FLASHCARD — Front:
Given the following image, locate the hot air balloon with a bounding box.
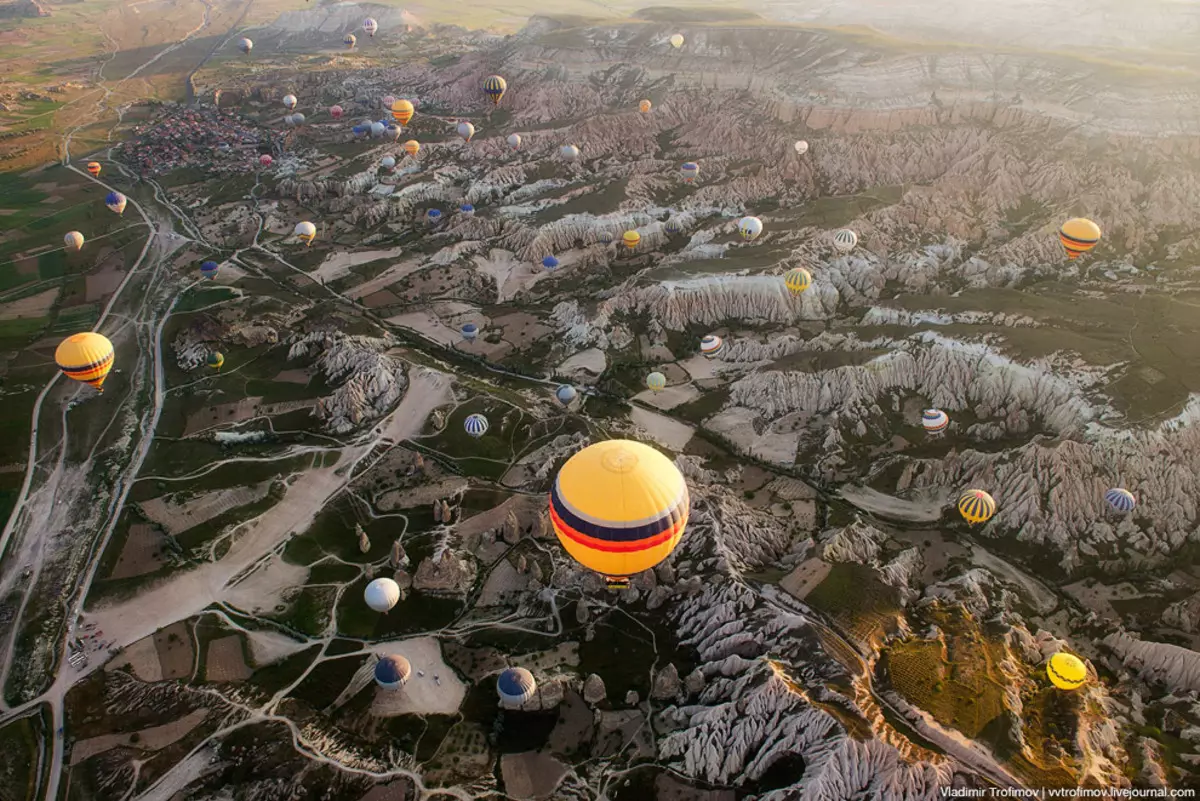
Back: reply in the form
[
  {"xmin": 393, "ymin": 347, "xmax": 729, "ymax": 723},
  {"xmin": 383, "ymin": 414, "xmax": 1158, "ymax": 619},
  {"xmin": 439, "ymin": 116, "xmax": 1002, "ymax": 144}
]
[
  {"xmin": 292, "ymin": 112, "xmax": 306, "ymax": 125},
  {"xmin": 381, "ymin": 156, "xmax": 396, "ymax": 170},
  {"xmin": 64, "ymin": 231, "xmax": 84, "ymax": 251},
  {"xmin": 1059, "ymin": 218, "xmax": 1101, "ymax": 260},
  {"xmin": 957, "ymin": 489, "xmax": 996, "ymax": 525},
  {"xmin": 381, "ymin": 95, "xmax": 396, "ymax": 110},
  {"xmin": 497, "ymin": 667, "xmax": 536, "ymax": 708},
  {"xmin": 639, "ymin": 99, "xmax": 652, "ymax": 113},
  {"xmin": 680, "ymin": 161, "xmax": 699, "ymax": 183},
  {"xmin": 403, "ymin": 139, "xmax": 420, "ymax": 157},
  {"xmin": 352, "ymin": 124, "xmax": 367, "ymax": 137},
  {"xmin": 737, "ymin": 216, "xmax": 763, "ymax": 241},
  {"xmin": 426, "ymin": 208, "xmax": 442, "ymax": 224},
  {"xmin": 482, "ymin": 75, "xmax": 507, "ymax": 106},
  {"xmin": 237, "ymin": 37, "xmax": 253, "ymax": 54},
  {"xmin": 362, "ymin": 17, "xmax": 378, "ymax": 36},
  {"xmin": 104, "ymin": 191, "xmax": 127, "ymax": 215},
  {"xmin": 507, "ymin": 133, "xmax": 522, "ymax": 150},
  {"xmin": 794, "ymin": 140, "xmax": 809, "ymax": 155},
  {"xmin": 922, "ymin": 409, "xmax": 949, "ymax": 433},
  {"xmin": 1046, "ymin": 653, "xmax": 1087, "ymax": 690},
  {"xmin": 283, "ymin": 114, "xmax": 296, "ymax": 127},
  {"xmin": 670, "ymin": 33, "xmax": 684, "ymax": 48},
  {"xmin": 460, "ymin": 204, "xmax": 475, "ymax": 215},
  {"xmin": 549, "ymin": 439, "xmax": 689, "ymax": 586},
  {"xmin": 86, "ymin": 162, "xmax": 101, "ymax": 177},
  {"xmin": 560, "ymin": 144, "xmax": 580, "ymax": 162},
  {"xmin": 294, "ymin": 221, "xmax": 317, "ymax": 246},
  {"xmin": 596, "ymin": 230, "xmax": 614, "ymax": 245},
  {"xmin": 344, "ymin": 33, "xmax": 357, "ymax": 49},
  {"xmin": 375, "ymin": 655, "xmax": 412, "ymax": 690},
  {"xmin": 1105, "ymin": 488, "xmax": 1136, "ymax": 513},
  {"xmin": 282, "ymin": 94, "xmax": 297, "ymax": 111},
  {"xmin": 542, "ymin": 255, "xmax": 559, "ymax": 270},
  {"xmin": 200, "ymin": 260, "xmax": 219, "ymax": 279},
  {"xmin": 783, "ymin": 267, "xmax": 811, "ymax": 295},
  {"xmin": 700, "ymin": 334, "xmax": 723, "ymax": 358},
  {"xmin": 55, "ymin": 332, "xmax": 115, "ymax": 391},
  {"xmin": 456, "ymin": 121, "xmax": 475, "ymax": 142},
  {"xmin": 622, "ymin": 230, "xmax": 640, "ymax": 250},
  {"xmin": 259, "ymin": 154, "xmax": 273, "ymax": 167},
  {"xmin": 646, "ymin": 371, "xmax": 666, "ymax": 392},
  {"xmin": 364, "ymin": 577, "xmax": 400, "ymax": 612},
  {"xmin": 833, "ymin": 229, "xmax": 858, "ymax": 253},
  {"xmin": 330, "ymin": 105, "xmax": 344, "ymax": 119},
  {"xmin": 555, "ymin": 385, "xmax": 577, "ymax": 406},
  {"xmin": 391, "ymin": 99, "xmax": 414, "ymax": 125},
  {"xmin": 385, "ymin": 124, "xmax": 401, "ymax": 141},
  {"xmin": 207, "ymin": 351, "xmax": 224, "ymax": 370},
  {"xmin": 461, "ymin": 323, "xmax": 478, "ymax": 342},
  {"xmin": 370, "ymin": 122, "xmax": 386, "ymax": 138},
  {"xmin": 464, "ymin": 413, "xmax": 488, "ymax": 438},
  {"xmin": 665, "ymin": 219, "xmax": 682, "ymax": 235}
]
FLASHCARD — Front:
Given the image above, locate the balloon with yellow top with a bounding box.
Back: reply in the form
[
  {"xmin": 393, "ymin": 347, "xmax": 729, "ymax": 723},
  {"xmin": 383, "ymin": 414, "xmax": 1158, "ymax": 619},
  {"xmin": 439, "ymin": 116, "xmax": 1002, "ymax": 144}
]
[{"xmin": 56, "ymin": 332, "xmax": 115, "ymax": 392}]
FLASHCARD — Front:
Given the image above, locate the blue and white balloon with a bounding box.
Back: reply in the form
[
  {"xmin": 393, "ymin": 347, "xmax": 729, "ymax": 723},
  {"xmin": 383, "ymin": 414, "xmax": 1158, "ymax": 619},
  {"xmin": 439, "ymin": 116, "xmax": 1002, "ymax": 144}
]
[
  {"xmin": 1105, "ymin": 488, "xmax": 1136, "ymax": 513},
  {"xmin": 464, "ymin": 413, "xmax": 489, "ymax": 438}
]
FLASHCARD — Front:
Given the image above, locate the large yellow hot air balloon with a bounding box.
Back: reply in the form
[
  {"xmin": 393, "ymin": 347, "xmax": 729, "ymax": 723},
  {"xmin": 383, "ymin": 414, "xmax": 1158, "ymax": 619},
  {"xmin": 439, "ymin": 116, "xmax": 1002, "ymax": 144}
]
[
  {"xmin": 391, "ymin": 99, "xmax": 415, "ymax": 126},
  {"xmin": 550, "ymin": 439, "xmax": 689, "ymax": 585},
  {"xmin": 1046, "ymin": 652, "xmax": 1087, "ymax": 690},
  {"xmin": 55, "ymin": 332, "xmax": 115, "ymax": 391},
  {"xmin": 1059, "ymin": 218, "xmax": 1101, "ymax": 260},
  {"xmin": 622, "ymin": 230, "xmax": 640, "ymax": 250},
  {"xmin": 403, "ymin": 139, "xmax": 420, "ymax": 157},
  {"xmin": 957, "ymin": 489, "xmax": 996, "ymax": 525}
]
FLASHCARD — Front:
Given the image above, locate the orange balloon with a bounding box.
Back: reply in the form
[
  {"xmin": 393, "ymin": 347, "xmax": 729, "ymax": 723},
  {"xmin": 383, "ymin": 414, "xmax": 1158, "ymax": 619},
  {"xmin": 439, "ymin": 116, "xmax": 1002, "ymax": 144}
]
[
  {"xmin": 391, "ymin": 99, "xmax": 415, "ymax": 126},
  {"xmin": 638, "ymin": 99, "xmax": 651, "ymax": 113}
]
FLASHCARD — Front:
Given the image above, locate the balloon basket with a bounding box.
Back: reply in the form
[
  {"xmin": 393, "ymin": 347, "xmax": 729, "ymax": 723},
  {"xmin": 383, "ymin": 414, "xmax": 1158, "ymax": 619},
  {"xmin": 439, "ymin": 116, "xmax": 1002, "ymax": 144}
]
[{"xmin": 604, "ymin": 576, "xmax": 630, "ymax": 591}]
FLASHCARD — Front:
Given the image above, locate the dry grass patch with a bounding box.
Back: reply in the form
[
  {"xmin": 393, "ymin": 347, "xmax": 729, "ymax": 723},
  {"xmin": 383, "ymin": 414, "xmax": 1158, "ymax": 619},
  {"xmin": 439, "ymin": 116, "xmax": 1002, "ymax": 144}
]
[
  {"xmin": 204, "ymin": 635, "xmax": 252, "ymax": 683},
  {"xmin": 153, "ymin": 621, "xmax": 194, "ymax": 680},
  {"xmin": 0, "ymin": 286, "xmax": 57, "ymax": 320},
  {"xmin": 108, "ymin": 523, "xmax": 168, "ymax": 580}
]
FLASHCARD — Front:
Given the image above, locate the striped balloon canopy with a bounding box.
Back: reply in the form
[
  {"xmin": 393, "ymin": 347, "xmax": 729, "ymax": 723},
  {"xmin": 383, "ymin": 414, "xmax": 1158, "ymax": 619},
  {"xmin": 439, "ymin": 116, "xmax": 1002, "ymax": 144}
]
[
  {"xmin": 665, "ymin": 219, "xmax": 682, "ymax": 235},
  {"xmin": 957, "ymin": 489, "xmax": 996, "ymax": 526},
  {"xmin": 391, "ymin": 99, "xmax": 414, "ymax": 125},
  {"xmin": 482, "ymin": 74, "xmax": 507, "ymax": 106},
  {"xmin": 497, "ymin": 667, "xmax": 536, "ymax": 706},
  {"xmin": 700, "ymin": 334, "xmax": 723, "ymax": 358},
  {"xmin": 207, "ymin": 351, "xmax": 224, "ymax": 370},
  {"xmin": 55, "ymin": 331, "xmax": 115, "ymax": 391},
  {"xmin": 1105, "ymin": 487, "xmax": 1136, "ymax": 513},
  {"xmin": 680, "ymin": 161, "xmax": 699, "ymax": 183},
  {"xmin": 1047, "ymin": 652, "xmax": 1087, "ymax": 690},
  {"xmin": 646, "ymin": 371, "xmax": 667, "ymax": 392},
  {"xmin": 549, "ymin": 439, "xmax": 689, "ymax": 582},
  {"xmin": 461, "ymin": 323, "xmax": 478, "ymax": 341},
  {"xmin": 464, "ymin": 413, "xmax": 489, "ymax": 438},
  {"xmin": 922, "ymin": 409, "xmax": 949, "ymax": 432},
  {"xmin": 622, "ymin": 230, "xmax": 640, "ymax": 250},
  {"xmin": 86, "ymin": 162, "xmax": 101, "ymax": 177},
  {"xmin": 1059, "ymin": 218, "xmax": 1101, "ymax": 260},
  {"xmin": 596, "ymin": 230, "xmax": 614, "ymax": 245},
  {"xmin": 200, "ymin": 260, "xmax": 219, "ymax": 278},
  {"xmin": 783, "ymin": 267, "xmax": 811, "ymax": 295}
]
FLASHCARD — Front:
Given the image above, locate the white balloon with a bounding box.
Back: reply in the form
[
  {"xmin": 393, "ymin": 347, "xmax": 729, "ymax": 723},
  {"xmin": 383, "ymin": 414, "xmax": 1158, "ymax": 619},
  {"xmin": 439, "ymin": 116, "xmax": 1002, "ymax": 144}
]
[
  {"xmin": 794, "ymin": 140, "xmax": 809, "ymax": 155},
  {"xmin": 364, "ymin": 578, "xmax": 400, "ymax": 612}
]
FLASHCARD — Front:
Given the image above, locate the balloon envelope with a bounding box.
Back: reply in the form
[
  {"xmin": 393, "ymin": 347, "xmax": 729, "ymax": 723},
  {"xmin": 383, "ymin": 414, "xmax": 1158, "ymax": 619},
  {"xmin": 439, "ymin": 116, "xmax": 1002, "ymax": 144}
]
[
  {"xmin": 1059, "ymin": 217, "xmax": 1101, "ymax": 259},
  {"xmin": 282, "ymin": 94, "xmax": 297, "ymax": 109},
  {"xmin": 375, "ymin": 655, "xmax": 412, "ymax": 689},
  {"xmin": 957, "ymin": 489, "xmax": 996, "ymax": 525},
  {"xmin": 622, "ymin": 230, "xmax": 640, "ymax": 250},
  {"xmin": 391, "ymin": 99, "xmax": 414, "ymax": 125},
  {"xmin": 507, "ymin": 133, "xmax": 522, "ymax": 149},
  {"xmin": 1047, "ymin": 653, "xmax": 1087, "ymax": 690},
  {"xmin": 1105, "ymin": 488, "xmax": 1136, "ymax": 513},
  {"xmin": 794, "ymin": 140, "xmax": 809, "ymax": 155},
  {"xmin": 200, "ymin": 260, "xmax": 219, "ymax": 278},
  {"xmin": 403, "ymin": 140, "xmax": 420, "ymax": 156},
  {"xmin": 833, "ymin": 229, "xmax": 858, "ymax": 253},
  {"xmin": 457, "ymin": 121, "xmax": 475, "ymax": 142},
  {"xmin": 555, "ymin": 385, "xmax": 577, "ymax": 405},
  {"xmin": 370, "ymin": 122, "xmax": 386, "ymax": 137},
  {"xmin": 646, "ymin": 371, "xmax": 666, "ymax": 392},
  {"xmin": 363, "ymin": 17, "xmax": 378, "ymax": 35},
  {"xmin": 237, "ymin": 37, "xmax": 253, "ymax": 54},
  {"xmin": 207, "ymin": 352, "xmax": 224, "ymax": 369},
  {"xmin": 670, "ymin": 33, "xmax": 684, "ymax": 48},
  {"xmin": 86, "ymin": 162, "xmax": 101, "ymax": 177},
  {"xmin": 549, "ymin": 439, "xmax": 689, "ymax": 580},
  {"xmin": 56, "ymin": 332, "xmax": 115, "ymax": 390},
  {"xmin": 922, "ymin": 409, "xmax": 949, "ymax": 432},
  {"xmin": 680, "ymin": 162, "xmax": 699, "ymax": 183},
  {"xmin": 482, "ymin": 75, "xmax": 507, "ymax": 105},
  {"xmin": 497, "ymin": 667, "xmax": 536, "ymax": 706},
  {"xmin": 700, "ymin": 335, "xmax": 723, "ymax": 357},
  {"xmin": 783, "ymin": 267, "xmax": 811, "ymax": 295},
  {"xmin": 737, "ymin": 216, "xmax": 763, "ymax": 241},
  {"xmin": 105, "ymin": 191, "xmax": 127, "ymax": 215},
  {"xmin": 364, "ymin": 578, "xmax": 400, "ymax": 612},
  {"xmin": 381, "ymin": 156, "xmax": 396, "ymax": 169},
  {"xmin": 294, "ymin": 221, "xmax": 317, "ymax": 245},
  {"xmin": 560, "ymin": 144, "xmax": 580, "ymax": 161},
  {"xmin": 259, "ymin": 154, "xmax": 273, "ymax": 166},
  {"xmin": 330, "ymin": 105, "xmax": 344, "ymax": 119},
  {"xmin": 464, "ymin": 413, "xmax": 488, "ymax": 437},
  {"xmin": 344, "ymin": 33, "xmax": 356, "ymax": 48},
  {"xmin": 461, "ymin": 323, "xmax": 478, "ymax": 341},
  {"xmin": 542, "ymin": 255, "xmax": 559, "ymax": 270},
  {"xmin": 64, "ymin": 231, "xmax": 84, "ymax": 251},
  {"xmin": 639, "ymin": 99, "xmax": 652, "ymax": 113}
]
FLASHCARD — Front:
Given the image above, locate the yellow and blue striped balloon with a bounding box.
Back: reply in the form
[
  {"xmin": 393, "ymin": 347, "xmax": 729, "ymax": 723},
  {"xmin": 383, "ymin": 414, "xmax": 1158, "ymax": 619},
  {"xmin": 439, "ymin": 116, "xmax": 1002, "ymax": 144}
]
[
  {"xmin": 482, "ymin": 75, "xmax": 507, "ymax": 106},
  {"xmin": 55, "ymin": 332, "xmax": 115, "ymax": 391},
  {"xmin": 549, "ymin": 439, "xmax": 689, "ymax": 581},
  {"xmin": 956, "ymin": 489, "xmax": 996, "ymax": 525},
  {"xmin": 783, "ymin": 267, "xmax": 811, "ymax": 295}
]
